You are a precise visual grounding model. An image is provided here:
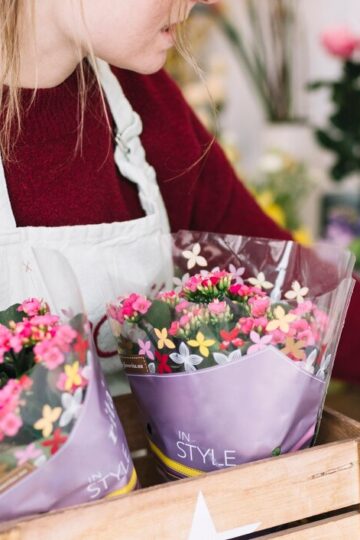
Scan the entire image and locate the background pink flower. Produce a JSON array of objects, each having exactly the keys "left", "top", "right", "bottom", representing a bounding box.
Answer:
[
  {"left": 322, "top": 26, "right": 360, "bottom": 59},
  {"left": 34, "top": 340, "right": 65, "bottom": 370}
]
